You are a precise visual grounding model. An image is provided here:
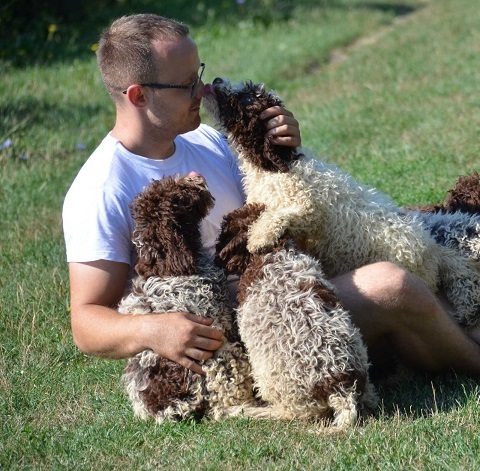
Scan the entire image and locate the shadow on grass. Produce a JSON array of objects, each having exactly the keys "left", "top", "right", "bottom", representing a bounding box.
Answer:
[
  {"left": 0, "top": 94, "right": 112, "bottom": 165},
  {"left": 376, "top": 373, "right": 479, "bottom": 419},
  {"left": 354, "top": 2, "right": 417, "bottom": 17}
]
